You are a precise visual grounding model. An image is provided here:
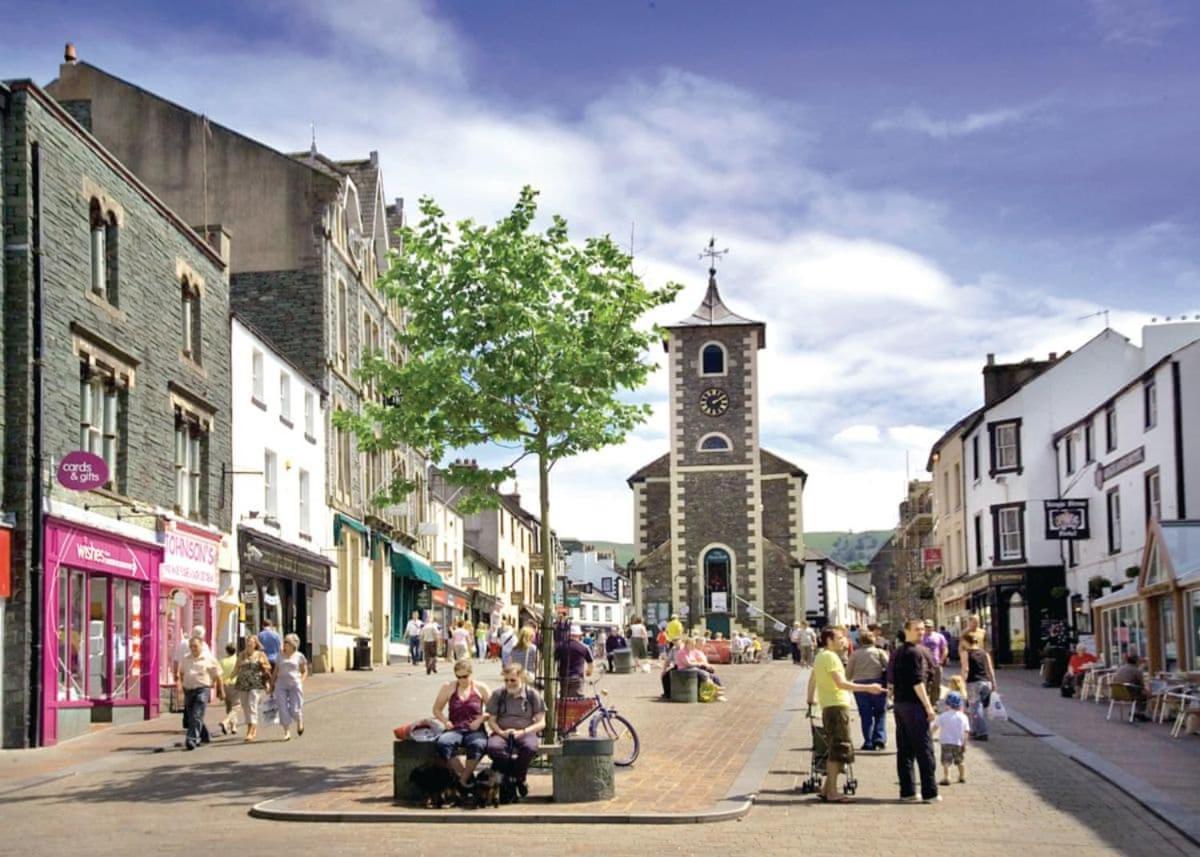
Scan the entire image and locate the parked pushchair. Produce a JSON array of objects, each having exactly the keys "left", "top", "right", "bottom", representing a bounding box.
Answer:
[{"left": 798, "top": 706, "right": 858, "bottom": 796}]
